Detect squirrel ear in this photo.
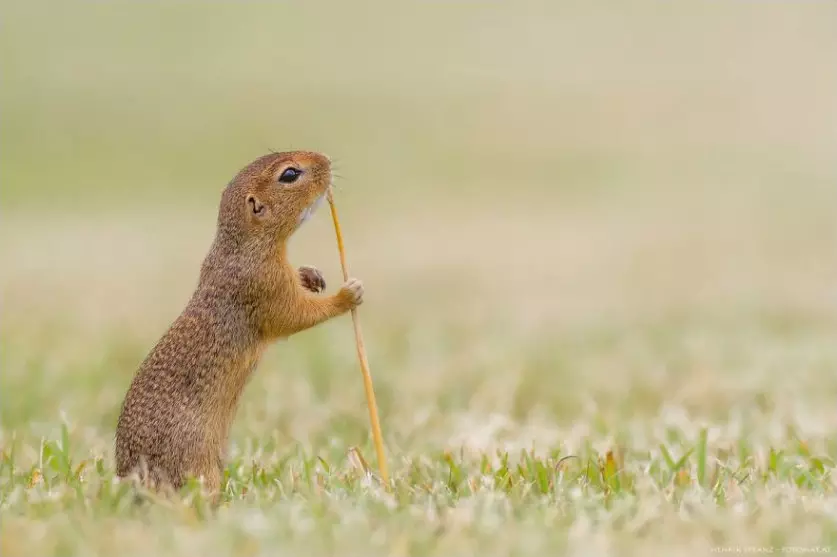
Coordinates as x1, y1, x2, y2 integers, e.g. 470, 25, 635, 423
246, 194, 266, 218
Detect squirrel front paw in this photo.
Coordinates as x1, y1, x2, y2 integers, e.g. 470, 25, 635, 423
298, 266, 326, 293
337, 278, 364, 309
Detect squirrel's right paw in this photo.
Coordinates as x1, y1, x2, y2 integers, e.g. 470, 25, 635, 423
298, 265, 326, 293
338, 278, 364, 309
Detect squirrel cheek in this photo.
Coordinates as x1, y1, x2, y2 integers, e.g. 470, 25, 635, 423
296, 208, 311, 227
296, 195, 325, 227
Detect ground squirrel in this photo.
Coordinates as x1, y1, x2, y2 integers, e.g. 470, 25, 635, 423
115, 150, 363, 494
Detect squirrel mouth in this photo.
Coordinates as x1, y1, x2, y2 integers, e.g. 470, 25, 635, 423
297, 192, 326, 227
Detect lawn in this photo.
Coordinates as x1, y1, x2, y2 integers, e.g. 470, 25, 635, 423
1, 2, 836, 555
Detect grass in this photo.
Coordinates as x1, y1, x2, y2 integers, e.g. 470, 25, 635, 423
2, 1, 837, 555
3, 400, 837, 555
3, 301, 837, 554
2, 419, 833, 527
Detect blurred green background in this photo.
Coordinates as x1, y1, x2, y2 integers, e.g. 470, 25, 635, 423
4, 2, 835, 209
2, 0, 836, 421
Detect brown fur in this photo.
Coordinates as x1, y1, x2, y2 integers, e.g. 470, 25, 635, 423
115, 151, 362, 495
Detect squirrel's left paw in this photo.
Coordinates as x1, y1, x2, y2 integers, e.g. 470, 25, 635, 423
298, 266, 326, 293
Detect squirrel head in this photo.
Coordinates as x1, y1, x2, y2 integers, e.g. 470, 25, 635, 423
217, 151, 332, 245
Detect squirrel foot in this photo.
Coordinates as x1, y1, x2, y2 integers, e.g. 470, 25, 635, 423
298, 266, 326, 293
338, 278, 364, 309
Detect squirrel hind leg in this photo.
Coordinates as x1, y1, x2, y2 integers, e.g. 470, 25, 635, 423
118, 457, 179, 499
182, 454, 224, 500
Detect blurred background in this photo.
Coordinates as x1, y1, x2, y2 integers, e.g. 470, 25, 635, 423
1, 1, 836, 450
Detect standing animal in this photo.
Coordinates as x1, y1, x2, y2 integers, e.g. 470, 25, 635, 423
115, 151, 363, 494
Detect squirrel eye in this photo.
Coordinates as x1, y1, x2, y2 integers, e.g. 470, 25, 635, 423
278, 167, 302, 183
